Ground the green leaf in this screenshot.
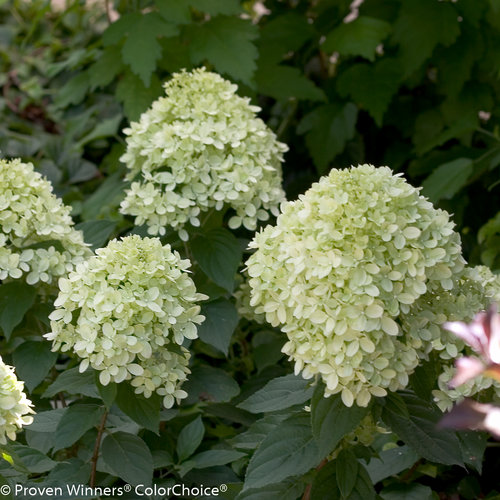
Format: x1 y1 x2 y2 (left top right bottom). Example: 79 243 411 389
421 158 473 202
26 409 66 433
336 449 359 498
244 413 320 490
255 63 325 102
337 58 401 126
67 158 99 184
393 0 460 75
205 403 256 426
54 404 104 451
81 171 127 221
413 109 445 155
230 414 287 450
101 432 153 486
310 460 340 500
8 444 56 473
189 0 241 15
43 367 99 399
409 357 440 401
96 378 117 408
159 37 192 73
258 12 315 64
384 392 410 418
155 0 191 24
364 445 419 484
115 383 161 434
458 431 487 474
323 16 391 61
297 103 358 173
237 374 314 414
435 31 480 98
0 282 36 339
310 386 370 457
88 46 124 89
380 483 433 500
74 114 122 151
12 341 58 391
336 456 376 500
191 449 246 469
188 16 258 85
197 299 239 355
184 365 240 404
236 479 305 500
54 72 90 109
176 416 205 462
121 13 178 86
116 71 163 121
102 13 137 46
47 458 91 486
152 449 174 468
252 330 285 373
191 228 242 292
382 391 464 466
75 220 116 250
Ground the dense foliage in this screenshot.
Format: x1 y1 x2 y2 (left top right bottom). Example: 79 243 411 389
0 1 499 499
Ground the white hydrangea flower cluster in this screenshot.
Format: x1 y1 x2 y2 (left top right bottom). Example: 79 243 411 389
119 68 288 240
234 277 266 325
0 158 91 285
0 356 34 444
433 364 500 412
245 164 466 407
401 265 500 361
418 266 500 411
45 235 207 408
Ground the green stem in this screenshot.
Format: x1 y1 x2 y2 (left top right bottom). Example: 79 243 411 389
476 127 500 141
276 100 298 140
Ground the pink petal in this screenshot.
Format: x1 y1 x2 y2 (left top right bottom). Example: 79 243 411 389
443 321 485 354
449 357 485 388
439 399 489 431
487 305 500 363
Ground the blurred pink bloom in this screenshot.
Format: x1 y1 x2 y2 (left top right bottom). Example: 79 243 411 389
443 304 500 388
439 399 500 439
440 304 500 439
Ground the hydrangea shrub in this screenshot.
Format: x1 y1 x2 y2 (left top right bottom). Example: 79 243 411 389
45 235 207 408
245 164 466 406
0 158 91 285
0 357 34 444
119 68 288 240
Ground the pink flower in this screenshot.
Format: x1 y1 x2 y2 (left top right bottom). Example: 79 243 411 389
443 304 500 388
439 399 500 439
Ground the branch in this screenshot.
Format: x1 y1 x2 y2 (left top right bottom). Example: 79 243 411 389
90 409 108 488
302 458 328 500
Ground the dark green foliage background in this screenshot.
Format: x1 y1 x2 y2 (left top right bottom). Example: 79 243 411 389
0 0 499 498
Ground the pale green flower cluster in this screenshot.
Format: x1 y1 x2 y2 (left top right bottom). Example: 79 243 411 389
422 266 500 411
119 68 287 240
45 235 207 408
342 414 387 447
433 365 500 412
0 158 91 285
234 278 266 325
0 356 34 444
245 165 465 407
401 265 500 361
